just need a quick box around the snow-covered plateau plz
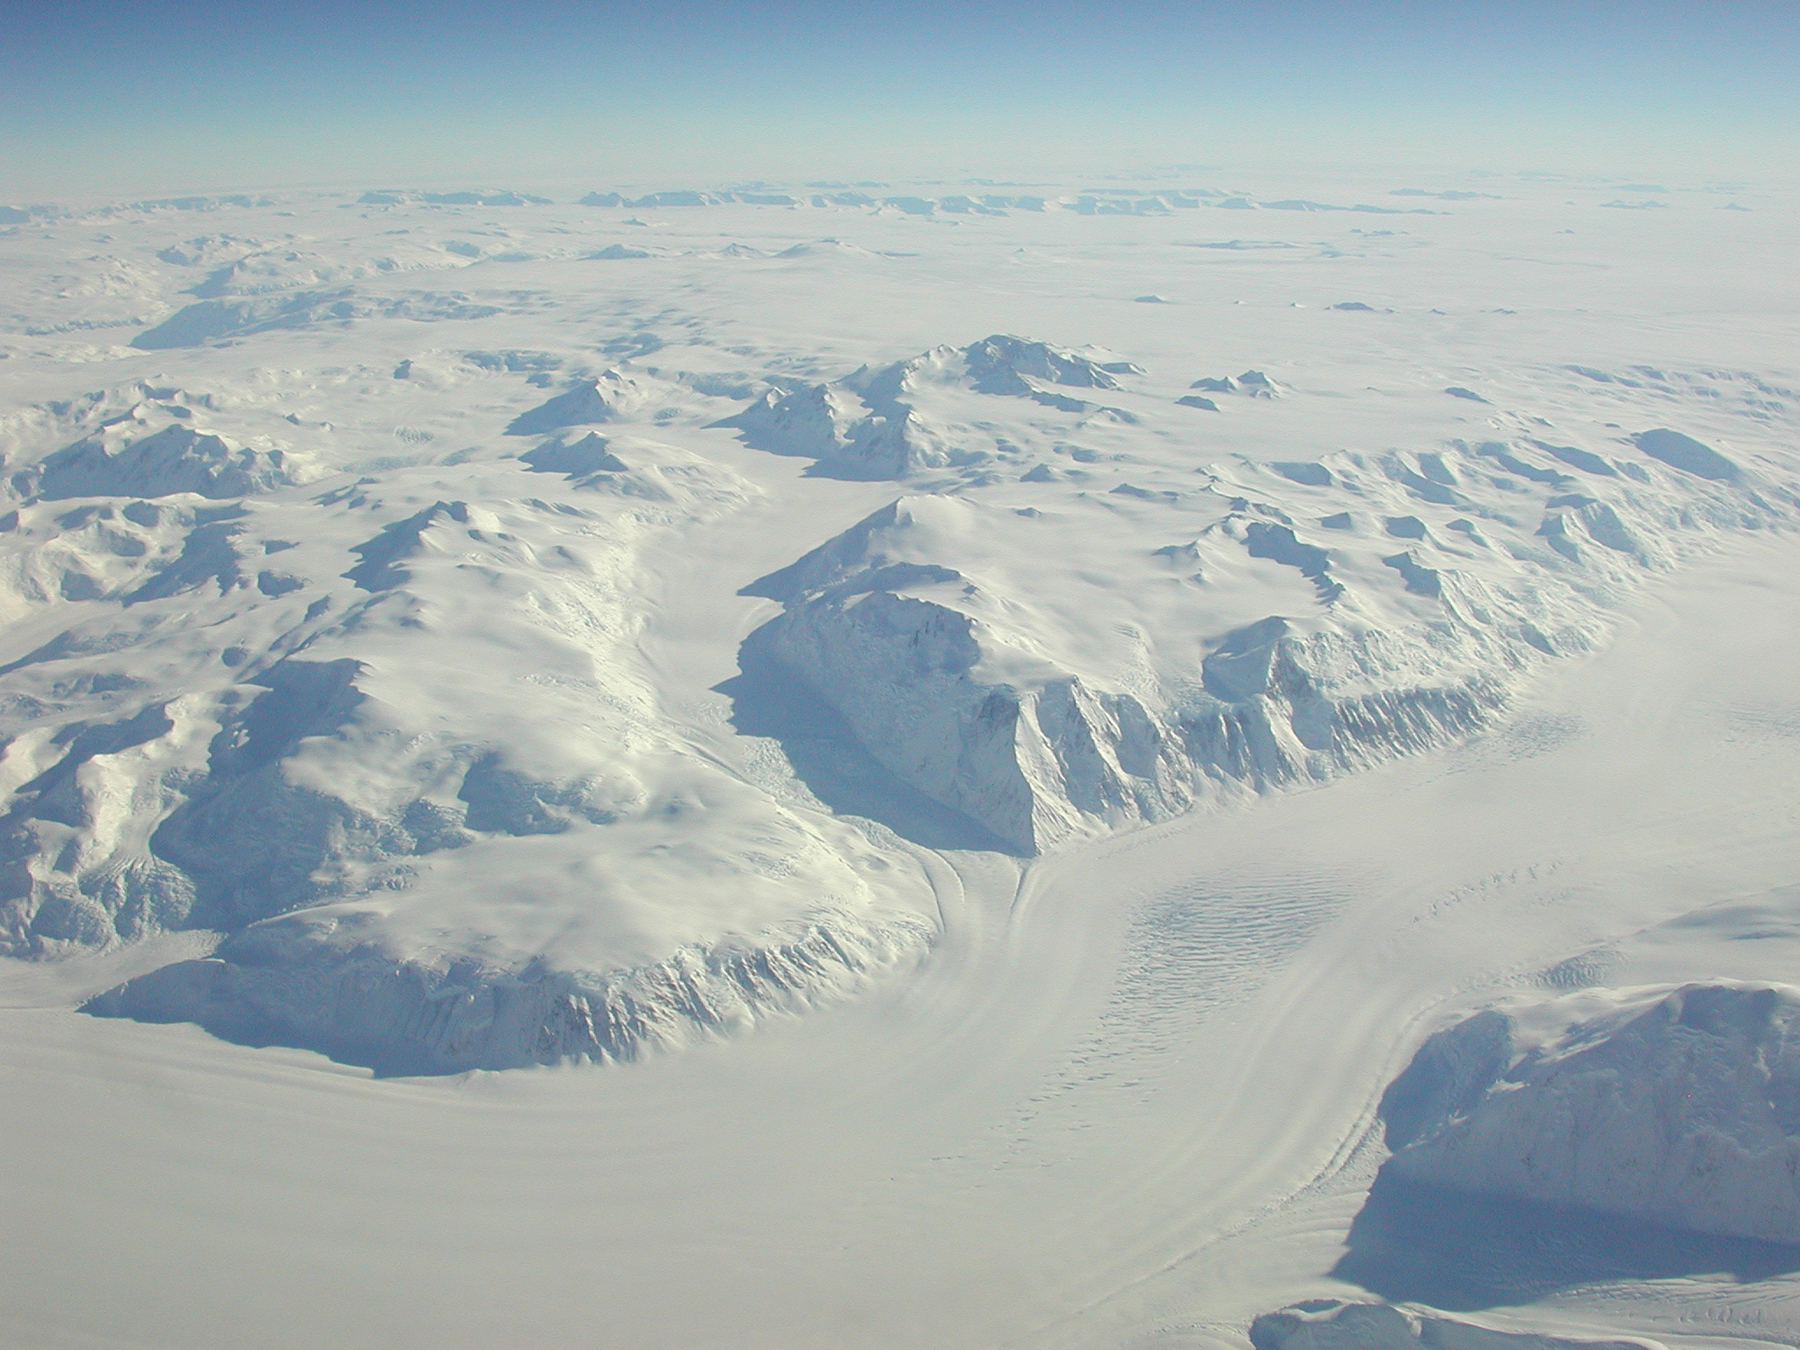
[3,172,1799,1350]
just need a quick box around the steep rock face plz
[86,904,930,1074]
[744,496,1188,851]
[1381,984,1800,1244]
[717,334,1134,479]
[751,588,1180,852]
[742,493,1519,853]
[737,418,1785,854]
[754,574,1500,854]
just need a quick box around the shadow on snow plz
[714,637,1023,857]
[1333,1170,1800,1310]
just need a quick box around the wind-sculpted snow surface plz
[1380,983,1800,1243]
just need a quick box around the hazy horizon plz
[7,8,1800,1349]
[5,0,1797,200]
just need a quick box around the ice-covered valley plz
[3,172,1800,1350]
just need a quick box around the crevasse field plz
[3,173,1799,1350]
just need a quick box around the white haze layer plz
[2,171,1799,1349]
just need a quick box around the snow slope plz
[740,412,1784,852]
[1380,983,1800,1244]
[0,378,933,1070]
[2,169,1800,1350]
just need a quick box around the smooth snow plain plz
[2,172,1799,1349]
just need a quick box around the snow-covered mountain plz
[1381,983,1800,1243]
[739,411,1784,852]
[1,266,1793,1072]
[718,334,1138,478]
[5,177,1800,1350]
[0,381,934,1069]
[1251,1301,1656,1350]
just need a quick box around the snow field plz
[1,170,1798,1347]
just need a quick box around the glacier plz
[3,171,1800,1350]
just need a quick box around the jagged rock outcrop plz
[747,582,1181,853]
[739,493,1517,854]
[734,421,1783,854]
[1192,370,1284,398]
[717,334,1137,479]
[28,424,303,500]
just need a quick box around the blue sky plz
[2,0,1795,197]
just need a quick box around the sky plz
[1,0,1795,199]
